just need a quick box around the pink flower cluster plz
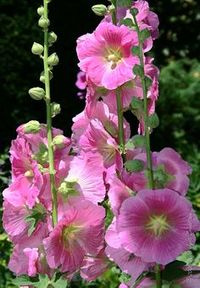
[3,0,200,286]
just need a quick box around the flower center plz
[145,214,171,237]
[61,224,81,249]
[105,48,122,69]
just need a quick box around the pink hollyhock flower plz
[9,223,49,276]
[80,249,108,281]
[77,22,139,90]
[153,148,192,195]
[59,152,106,204]
[122,147,191,195]
[3,175,40,209]
[177,266,200,288]
[117,188,200,265]
[72,100,130,146]
[105,219,152,282]
[79,119,122,168]
[43,200,105,273]
[106,175,132,216]
[76,71,87,90]
[17,123,62,154]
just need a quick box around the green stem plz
[133,12,161,288]
[132,13,154,189]
[155,264,162,288]
[112,1,126,162]
[43,0,57,227]
[116,88,126,161]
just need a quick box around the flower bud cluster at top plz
[2,1,200,288]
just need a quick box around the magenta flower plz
[117,189,200,265]
[77,22,139,90]
[105,219,152,282]
[44,200,105,273]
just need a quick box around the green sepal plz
[130,7,139,16]
[148,113,160,129]
[162,260,188,282]
[131,46,140,56]
[120,18,134,28]
[140,28,151,42]
[131,97,143,110]
[124,159,144,172]
[117,0,132,7]
[25,204,46,236]
[145,76,152,89]
[132,135,146,148]
[133,64,143,77]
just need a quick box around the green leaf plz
[53,276,68,288]
[13,274,51,288]
[12,275,40,287]
[162,261,188,282]
[131,46,140,56]
[117,0,132,7]
[35,274,50,288]
[120,18,134,28]
[140,28,151,42]
[133,64,143,77]
[124,159,144,172]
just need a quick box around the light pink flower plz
[105,219,151,281]
[79,119,122,168]
[77,22,139,90]
[123,147,191,195]
[43,200,105,273]
[80,249,108,281]
[8,223,49,276]
[60,152,106,204]
[106,175,131,216]
[117,189,200,265]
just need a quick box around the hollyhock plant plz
[2,0,200,287]
[117,188,200,265]
[43,199,105,273]
[77,22,139,90]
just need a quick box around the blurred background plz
[0,0,200,287]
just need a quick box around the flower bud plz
[51,102,61,117]
[40,70,53,83]
[47,53,59,66]
[37,6,44,16]
[38,16,50,29]
[92,4,108,16]
[31,42,44,55]
[52,135,66,149]
[125,159,144,172]
[48,31,57,46]
[149,113,159,129]
[28,87,45,100]
[23,120,41,134]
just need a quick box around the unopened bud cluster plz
[28,1,60,118]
